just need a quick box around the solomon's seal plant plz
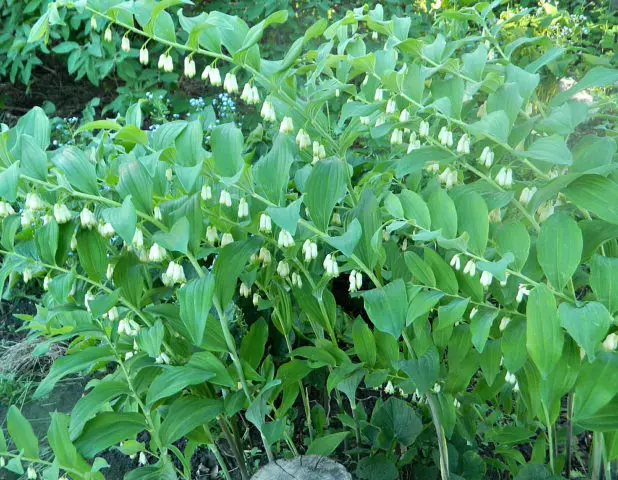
[0,1,618,479]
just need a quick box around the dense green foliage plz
[0,1,617,479]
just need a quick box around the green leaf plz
[427,188,457,239]
[51,147,99,195]
[536,213,582,290]
[114,125,148,148]
[424,247,458,295]
[324,218,362,257]
[352,317,377,367]
[574,352,618,421]
[525,47,565,73]
[476,253,514,283]
[563,175,618,226]
[213,237,261,309]
[396,147,452,178]
[188,352,235,387]
[559,302,610,361]
[435,298,470,339]
[75,413,147,458]
[495,221,530,271]
[153,217,190,254]
[470,308,498,353]
[356,454,398,480]
[76,229,107,283]
[571,136,616,173]
[371,397,422,446]
[551,67,618,106]
[117,161,153,214]
[384,192,404,218]
[404,251,436,287]
[35,218,58,265]
[48,413,93,476]
[77,120,121,132]
[501,318,527,373]
[467,110,511,144]
[7,406,38,458]
[34,345,114,399]
[354,189,382,269]
[0,162,20,202]
[266,196,302,235]
[161,397,221,445]
[16,107,50,149]
[362,278,408,339]
[102,196,137,244]
[240,319,269,369]
[395,346,440,395]
[480,339,502,386]
[590,255,618,315]
[69,381,130,440]
[147,367,215,406]
[455,191,488,256]
[19,134,47,180]
[304,157,348,232]
[178,274,215,345]
[399,189,431,230]
[136,321,165,358]
[517,135,572,165]
[306,431,350,456]
[526,284,564,379]
[254,135,295,206]
[212,123,244,178]
[27,11,49,43]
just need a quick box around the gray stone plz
[250,455,351,480]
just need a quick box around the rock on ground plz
[251,455,351,480]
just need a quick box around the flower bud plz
[53,203,72,224]
[390,128,403,145]
[480,270,493,288]
[139,45,149,65]
[499,317,511,331]
[224,73,239,93]
[253,293,260,306]
[148,243,167,262]
[98,222,115,238]
[259,214,272,233]
[104,26,112,42]
[537,201,555,223]
[425,161,440,174]
[165,168,173,182]
[209,67,222,86]
[258,247,272,265]
[384,380,395,395]
[106,263,115,281]
[0,202,15,218]
[516,284,531,303]
[158,53,166,69]
[139,452,147,466]
[463,260,476,276]
[385,98,396,114]
[438,167,457,189]
[279,116,294,134]
[239,282,251,298]
[323,254,339,276]
[221,232,234,247]
[238,197,249,218]
[219,189,232,207]
[163,54,173,73]
[331,212,341,225]
[154,206,162,221]
[277,229,295,248]
[291,272,302,288]
[27,465,37,479]
[121,35,130,52]
[296,129,311,150]
[71,233,77,251]
[399,109,410,122]
[488,208,502,223]
[276,260,290,277]
[302,239,318,262]
[201,185,212,200]
[108,307,119,322]
[132,229,144,249]
[26,193,45,211]
[519,186,537,206]
[449,254,461,270]
[374,88,383,102]
[457,133,471,154]
[80,207,97,229]
[206,225,218,245]
[260,100,276,122]
[90,16,98,31]
[184,57,196,78]
[360,116,371,125]
[419,120,430,137]
[602,333,618,351]
[21,209,35,227]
